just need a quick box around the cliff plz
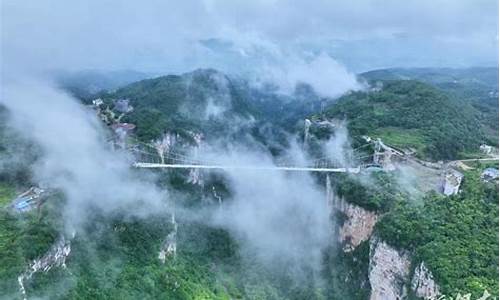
[368,236,411,300]
[327,175,378,252]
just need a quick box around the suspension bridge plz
[125,137,374,174]
[133,162,362,173]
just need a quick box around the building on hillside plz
[114,99,133,113]
[111,123,136,148]
[92,98,103,107]
[441,169,464,196]
[372,138,405,171]
[479,144,493,155]
[11,187,45,213]
[481,168,499,182]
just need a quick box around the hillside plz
[55,69,154,99]
[360,67,499,137]
[0,67,498,300]
[376,161,499,298]
[324,80,492,160]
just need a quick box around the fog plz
[0,79,168,232]
[190,139,330,268]
[0,0,497,288]
[2,0,497,82]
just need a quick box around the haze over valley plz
[0,1,498,299]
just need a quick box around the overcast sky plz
[1,0,498,75]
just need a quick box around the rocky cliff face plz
[368,237,411,300]
[327,175,378,252]
[368,237,441,300]
[325,177,440,300]
[336,197,378,252]
[18,235,72,300]
[187,132,204,186]
[411,262,440,300]
[159,213,178,263]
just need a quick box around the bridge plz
[133,162,362,173]
[127,136,499,174]
[126,137,372,173]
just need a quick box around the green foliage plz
[14,208,328,300]
[372,127,427,154]
[325,80,488,160]
[0,193,61,295]
[322,241,371,300]
[360,67,499,145]
[101,69,257,143]
[0,183,15,206]
[376,169,499,298]
[333,172,406,212]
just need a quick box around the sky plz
[1,0,498,76]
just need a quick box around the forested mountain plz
[55,69,154,99]
[325,80,495,160]
[91,69,325,143]
[361,67,499,139]
[0,67,498,300]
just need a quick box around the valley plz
[0,67,498,300]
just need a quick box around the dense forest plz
[325,80,494,160]
[0,67,498,299]
[376,162,499,298]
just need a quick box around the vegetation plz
[333,171,407,212]
[1,67,498,299]
[95,69,258,142]
[10,209,328,300]
[360,67,499,144]
[376,165,499,298]
[325,80,491,160]
[0,190,62,295]
[0,183,15,206]
[91,69,326,145]
[323,241,371,300]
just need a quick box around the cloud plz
[270,52,360,97]
[322,122,354,167]
[0,78,168,231]
[198,141,331,270]
[1,0,496,75]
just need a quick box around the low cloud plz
[193,139,331,271]
[0,77,168,231]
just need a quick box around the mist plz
[184,129,349,273]
[3,0,497,89]
[0,78,168,232]
[1,0,497,290]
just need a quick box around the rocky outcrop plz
[327,175,378,252]
[369,237,411,300]
[187,132,204,185]
[336,197,378,252]
[411,262,440,300]
[368,237,440,300]
[441,168,463,196]
[303,119,312,147]
[159,213,178,263]
[154,132,177,164]
[18,235,72,300]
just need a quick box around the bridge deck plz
[133,162,360,173]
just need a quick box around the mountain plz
[360,67,499,137]
[93,68,329,154]
[54,69,155,98]
[0,67,498,300]
[360,67,498,87]
[324,79,494,160]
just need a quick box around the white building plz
[92,98,103,107]
[442,169,464,196]
[480,144,493,155]
[481,168,499,182]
